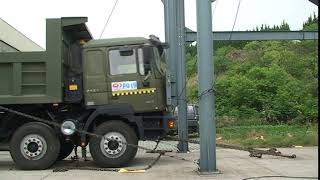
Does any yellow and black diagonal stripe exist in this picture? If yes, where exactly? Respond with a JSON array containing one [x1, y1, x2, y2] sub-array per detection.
[[112, 88, 156, 96]]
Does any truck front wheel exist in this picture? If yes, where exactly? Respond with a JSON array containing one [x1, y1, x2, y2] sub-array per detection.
[[89, 121, 138, 167], [9, 122, 60, 170]]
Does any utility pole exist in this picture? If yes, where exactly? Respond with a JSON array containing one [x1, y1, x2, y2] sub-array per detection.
[[196, 0, 217, 173]]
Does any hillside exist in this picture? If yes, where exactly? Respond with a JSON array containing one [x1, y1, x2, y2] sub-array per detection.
[[186, 14, 318, 127]]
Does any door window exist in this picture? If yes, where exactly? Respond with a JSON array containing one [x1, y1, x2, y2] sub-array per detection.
[[86, 50, 104, 75], [138, 48, 145, 75], [109, 49, 137, 75], [138, 47, 153, 76]]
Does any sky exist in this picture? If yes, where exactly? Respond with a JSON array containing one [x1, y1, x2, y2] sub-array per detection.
[[0, 0, 318, 49]]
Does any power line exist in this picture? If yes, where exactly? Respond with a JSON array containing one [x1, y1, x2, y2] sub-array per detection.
[[212, 0, 219, 17], [229, 0, 242, 40], [99, 0, 119, 39]]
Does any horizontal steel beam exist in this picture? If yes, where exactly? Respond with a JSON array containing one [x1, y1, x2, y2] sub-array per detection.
[[185, 31, 319, 42]]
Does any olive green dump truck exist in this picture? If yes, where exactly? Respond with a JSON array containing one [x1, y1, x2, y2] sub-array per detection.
[[0, 17, 174, 170]]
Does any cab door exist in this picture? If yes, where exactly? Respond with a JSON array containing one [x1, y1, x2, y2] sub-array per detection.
[[106, 46, 158, 112], [83, 48, 109, 106]]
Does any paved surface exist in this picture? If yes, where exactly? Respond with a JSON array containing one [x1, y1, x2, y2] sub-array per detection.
[[0, 141, 318, 180]]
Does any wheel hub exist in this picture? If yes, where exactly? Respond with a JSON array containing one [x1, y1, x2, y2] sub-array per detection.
[[108, 140, 119, 150], [27, 142, 39, 153], [20, 134, 47, 160], [100, 132, 127, 158]]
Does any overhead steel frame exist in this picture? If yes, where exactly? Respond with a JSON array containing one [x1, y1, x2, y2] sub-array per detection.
[[185, 30, 319, 42], [162, 0, 318, 174]]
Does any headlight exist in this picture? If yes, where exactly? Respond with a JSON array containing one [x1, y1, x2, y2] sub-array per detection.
[[61, 120, 76, 136]]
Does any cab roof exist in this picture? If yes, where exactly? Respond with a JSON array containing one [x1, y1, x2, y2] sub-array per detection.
[[83, 37, 150, 48]]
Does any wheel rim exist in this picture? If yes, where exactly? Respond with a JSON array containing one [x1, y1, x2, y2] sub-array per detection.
[[20, 134, 47, 160], [100, 132, 127, 158]]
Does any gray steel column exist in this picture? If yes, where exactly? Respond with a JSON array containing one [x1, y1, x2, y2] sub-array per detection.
[[196, 0, 217, 173], [167, 0, 178, 107], [176, 0, 188, 152], [162, 0, 173, 106]]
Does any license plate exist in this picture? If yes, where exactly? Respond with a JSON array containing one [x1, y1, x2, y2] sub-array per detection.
[[111, 81, 138, 91]]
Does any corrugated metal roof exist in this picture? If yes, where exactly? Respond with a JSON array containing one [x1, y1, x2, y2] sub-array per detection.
[[0, 18, 44, 52]]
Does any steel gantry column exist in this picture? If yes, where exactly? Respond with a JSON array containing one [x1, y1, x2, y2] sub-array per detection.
[[196, 0, 217, 173], [163, 0, 178, 107], [162, 0, 174, 106], [176, 0, 188, 153], [162, 0, 188, 152]]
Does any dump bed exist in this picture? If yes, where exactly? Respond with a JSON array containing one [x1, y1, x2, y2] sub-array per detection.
[[0, 17, 92, 105]]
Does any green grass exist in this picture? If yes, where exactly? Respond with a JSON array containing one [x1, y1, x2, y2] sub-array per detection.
[[216, 124, 318, 148]]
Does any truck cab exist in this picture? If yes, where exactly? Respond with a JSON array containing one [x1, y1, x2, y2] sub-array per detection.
[[82, 37, 167, 112]]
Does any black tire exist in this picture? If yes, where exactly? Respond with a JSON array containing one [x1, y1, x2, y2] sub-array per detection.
[[57, 141, 74, 161], [9, 122, 60, 170], [89, 121, 138, 168]]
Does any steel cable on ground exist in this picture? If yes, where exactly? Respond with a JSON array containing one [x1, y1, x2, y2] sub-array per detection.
[[0, 90, 302, 172], [0, 106, 160, 152], [0, 106, 200, 170]]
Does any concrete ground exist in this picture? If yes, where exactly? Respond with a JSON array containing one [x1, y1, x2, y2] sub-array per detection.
[[0, 141, 318, 180]]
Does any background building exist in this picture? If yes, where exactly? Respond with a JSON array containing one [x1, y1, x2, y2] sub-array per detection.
[[0, 18, 44, 52]]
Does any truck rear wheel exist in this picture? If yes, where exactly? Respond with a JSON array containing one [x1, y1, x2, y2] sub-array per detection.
[[9, 122, 60, 170], [89, 121, 138, 167]]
